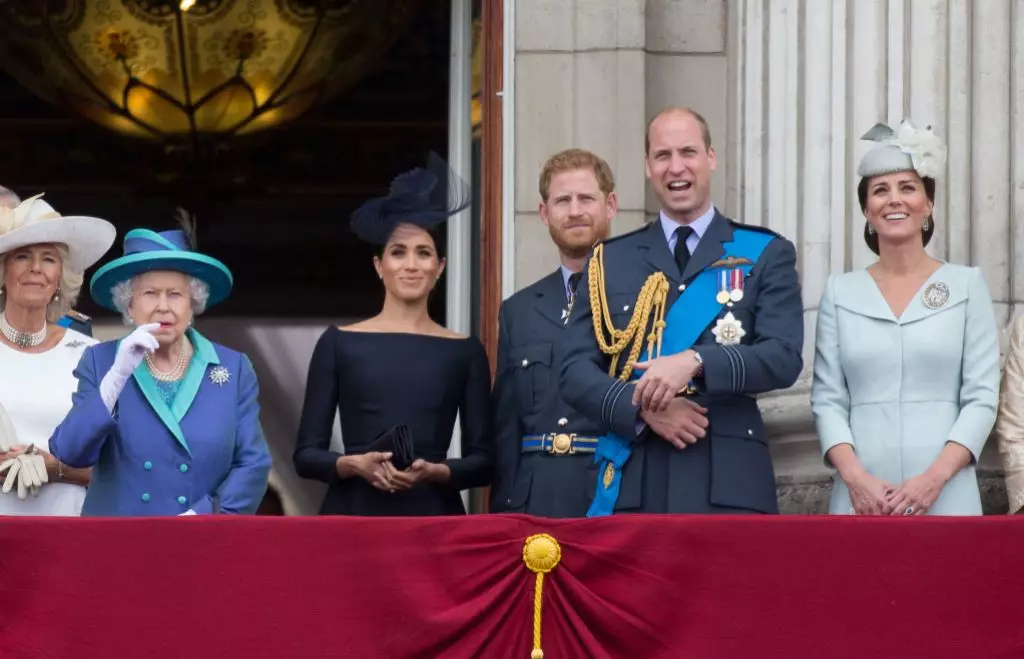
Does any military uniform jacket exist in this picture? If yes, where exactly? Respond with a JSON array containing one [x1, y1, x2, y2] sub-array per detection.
[[559, 212, 804, 514], [491, 269, 605, 517]]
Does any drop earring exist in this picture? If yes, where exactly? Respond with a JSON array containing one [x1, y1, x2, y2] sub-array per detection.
[[922, 217, 930, 231], [867, 224, 876, 235]]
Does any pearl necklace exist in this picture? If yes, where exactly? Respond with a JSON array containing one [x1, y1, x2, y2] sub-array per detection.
[[145, 337, 192, 382], [0, 312, 46, 348]]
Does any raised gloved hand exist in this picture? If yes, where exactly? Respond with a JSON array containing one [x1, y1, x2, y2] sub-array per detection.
[[99, 323, 161, 413]]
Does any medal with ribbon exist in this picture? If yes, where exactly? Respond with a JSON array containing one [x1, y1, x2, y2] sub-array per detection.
[[716, 270, 731, 304], [729, 268, 745, 302]]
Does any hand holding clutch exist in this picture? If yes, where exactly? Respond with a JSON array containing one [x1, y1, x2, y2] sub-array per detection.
[[369, 424, 415, 471]]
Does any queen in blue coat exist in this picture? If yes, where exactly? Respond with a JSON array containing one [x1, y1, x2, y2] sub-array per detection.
[[49, 221, 271, 516]]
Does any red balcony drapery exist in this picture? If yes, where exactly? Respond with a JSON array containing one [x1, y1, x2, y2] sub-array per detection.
[[2, 514, 1021, 658]]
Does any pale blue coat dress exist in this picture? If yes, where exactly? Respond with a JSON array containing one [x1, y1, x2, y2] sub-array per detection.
[[811, 263, 1000, 515]]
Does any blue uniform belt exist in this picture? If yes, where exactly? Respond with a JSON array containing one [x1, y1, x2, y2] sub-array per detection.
[[521, 434, 599, 455]]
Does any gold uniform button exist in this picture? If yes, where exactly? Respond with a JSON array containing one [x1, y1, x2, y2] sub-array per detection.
[[557, 418, 568, 428]]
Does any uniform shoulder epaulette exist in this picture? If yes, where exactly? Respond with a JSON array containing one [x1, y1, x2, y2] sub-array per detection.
[[64, 309, 91, 322], [728, 220, 782, 238], [596, 223, 649, 248]]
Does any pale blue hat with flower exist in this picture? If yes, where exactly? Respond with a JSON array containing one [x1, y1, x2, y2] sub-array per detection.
[[857, 119, 947, 180]]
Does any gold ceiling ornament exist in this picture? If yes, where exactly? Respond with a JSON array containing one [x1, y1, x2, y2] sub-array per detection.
[[0, 0, 417, 142]]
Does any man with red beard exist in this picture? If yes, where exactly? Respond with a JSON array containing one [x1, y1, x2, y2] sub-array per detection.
[[561, 107, 803, 515], [490, 149, 620, 516]]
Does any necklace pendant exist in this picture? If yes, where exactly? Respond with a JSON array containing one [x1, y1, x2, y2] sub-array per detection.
[[0, 312, 46, 348]]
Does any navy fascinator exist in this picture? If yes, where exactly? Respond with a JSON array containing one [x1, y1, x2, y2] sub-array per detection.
[[349, 152, 471, 245]]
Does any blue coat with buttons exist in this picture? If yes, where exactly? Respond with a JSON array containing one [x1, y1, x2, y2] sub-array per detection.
[[49, 329, 271, 516], [491, 269, 606, 517], [560, 212, 804, 514]]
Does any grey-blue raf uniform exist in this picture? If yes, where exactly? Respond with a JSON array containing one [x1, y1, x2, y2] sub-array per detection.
[[559, 211, 804, 514], [490, 268, 603, 516]]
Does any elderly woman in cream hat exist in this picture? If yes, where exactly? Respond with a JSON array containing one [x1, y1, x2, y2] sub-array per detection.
[[49, 216, 271, 516], [811, 120, 1000, 516], [0, 192, 116, 515]]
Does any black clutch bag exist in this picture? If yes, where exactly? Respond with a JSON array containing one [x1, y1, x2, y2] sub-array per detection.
[[368, 424, 415, 471]]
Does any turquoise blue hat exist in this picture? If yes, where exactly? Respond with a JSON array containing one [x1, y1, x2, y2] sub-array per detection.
[[90, 228, 233, 312]]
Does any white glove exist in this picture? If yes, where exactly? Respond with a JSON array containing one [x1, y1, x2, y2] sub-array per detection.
[[0, 448, 48, 500], [99, 323, 161, 413], [0, 402, 44, 499]]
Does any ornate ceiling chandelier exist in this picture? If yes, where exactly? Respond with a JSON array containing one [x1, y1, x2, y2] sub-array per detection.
[[0, 0, 415, 144]]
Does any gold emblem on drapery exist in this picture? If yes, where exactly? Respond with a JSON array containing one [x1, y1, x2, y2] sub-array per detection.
[[522, 534, 562, 659]]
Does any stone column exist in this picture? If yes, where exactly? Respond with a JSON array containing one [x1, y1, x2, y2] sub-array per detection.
[[513, 0, 730, 290], [643, 0, 729, 218], [513, 0, 648, 288]]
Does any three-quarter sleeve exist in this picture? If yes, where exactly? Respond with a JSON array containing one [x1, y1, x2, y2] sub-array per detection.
[[946, 267, 999, 462], [810, 275, 857, 466], [996, 317, 1024, 513], [443, 339, 494, 491], [293, 329, 343, 483]]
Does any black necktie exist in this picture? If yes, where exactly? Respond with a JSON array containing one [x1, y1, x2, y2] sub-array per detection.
[[567, 272, 582, 299], [674, 226, 694, 275], [567, 272, 583, 310]]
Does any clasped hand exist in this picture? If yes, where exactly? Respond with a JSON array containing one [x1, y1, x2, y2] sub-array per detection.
[[640, 397, 708, 450], [844, 469, 945, 516], [346, 452, 445, 493], [631, 351, 702, 412]]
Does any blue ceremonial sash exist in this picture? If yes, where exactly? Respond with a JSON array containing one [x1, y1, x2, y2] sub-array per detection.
[[587, 228, 775, 517]]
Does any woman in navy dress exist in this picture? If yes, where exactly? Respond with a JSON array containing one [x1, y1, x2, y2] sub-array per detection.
[[294, 153, 493, 515]]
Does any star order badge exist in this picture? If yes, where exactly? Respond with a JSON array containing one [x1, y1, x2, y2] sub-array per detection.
[[209, 366, 231, 386], [712, 312, 746, 346]]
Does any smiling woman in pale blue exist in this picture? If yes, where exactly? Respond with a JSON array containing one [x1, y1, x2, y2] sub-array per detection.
[[811, 120, 999, 516], [49, 211, 271, 516]]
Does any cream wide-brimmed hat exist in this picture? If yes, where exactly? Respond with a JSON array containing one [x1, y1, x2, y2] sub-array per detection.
[[0, 194, 116, 272]]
